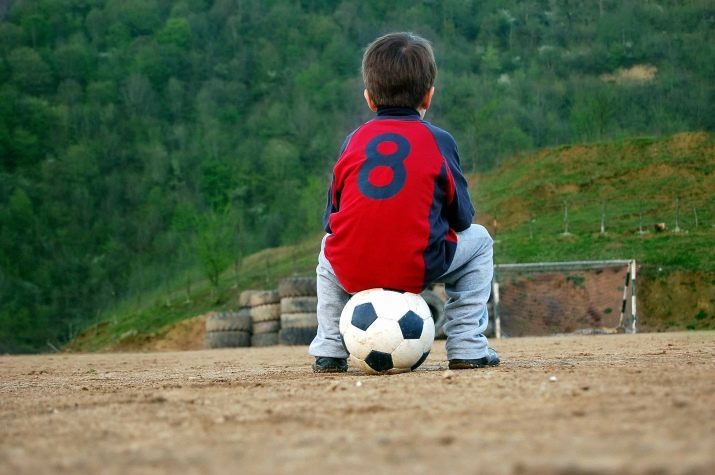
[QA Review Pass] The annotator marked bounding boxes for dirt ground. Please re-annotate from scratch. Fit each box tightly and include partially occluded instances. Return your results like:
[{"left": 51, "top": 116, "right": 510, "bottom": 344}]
[{"left": 1, "top": 332, "right": 713, "bottom": 475}]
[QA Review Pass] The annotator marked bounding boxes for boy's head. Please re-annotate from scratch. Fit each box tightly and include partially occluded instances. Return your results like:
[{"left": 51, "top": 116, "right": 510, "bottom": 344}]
[{"left": 361, "top": 32, "right": 437, "bottom": 112}]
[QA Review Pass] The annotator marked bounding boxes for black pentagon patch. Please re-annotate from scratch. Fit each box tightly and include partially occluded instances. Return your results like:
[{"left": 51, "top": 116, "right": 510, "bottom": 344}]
[
  {"left": 351, "top": 303, "right": 378, "bottom": 331},
  {"left": 364, "top": 350, "right": 393, "bottom": 372},
  {"left": 411, "top": 350, "right": 430, "bottom": 371},
  {"left": 398, "top": 310, "right": 424, "bottom": 339}
]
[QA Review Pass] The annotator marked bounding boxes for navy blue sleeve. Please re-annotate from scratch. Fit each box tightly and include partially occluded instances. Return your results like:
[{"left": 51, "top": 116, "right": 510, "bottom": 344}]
[
  {"left": 322, "top": 175, "right": 337, "bottom": 233},
  {"left": 425, "top": 124, "right": 475, "bottom": 232},
  {"left": 322, "top": 133, "right": 354, "bottom": 233}
]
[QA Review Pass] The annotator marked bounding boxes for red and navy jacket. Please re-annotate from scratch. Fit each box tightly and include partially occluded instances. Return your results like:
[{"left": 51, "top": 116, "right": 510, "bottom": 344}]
[{"left": 323, "top": 107, "right": 475, "bottom": 294}]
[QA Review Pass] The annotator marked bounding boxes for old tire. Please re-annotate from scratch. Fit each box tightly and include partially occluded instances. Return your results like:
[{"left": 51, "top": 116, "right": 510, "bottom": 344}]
[
  {"left": 250, "top": 303, "right": 280, "bottom": 322},
  {"left": 278, "top": 277, "right": 317, "bottom": 297},
  {"left": 421, "top": 290, "right": 446, "bottom": 339},
  {"left": 205, "top": 311, "right": 251, "bottom": 332},
  {"left": 280, "top": 296, "right": 318, "bottom": 314},
  {"left": 248, "top": 290, "right": 280, "bottom": 307},
  {"left": 279, "top": 327, "right": 317, "bottom": 345},
  {"left": 253, "top": 320, "right": 280, "bottom": 334},
  {"left": 238, "top": 290, "right": 258, "bottom": 308},
  {"left": 204, "top": 330, "right": 251, "bottom": 349},
  {"left": 251, "top": 332, "right": 279, "bottom": 347},
  {"left": 280, "top": 312, "right": 318, "bottom": 328}
]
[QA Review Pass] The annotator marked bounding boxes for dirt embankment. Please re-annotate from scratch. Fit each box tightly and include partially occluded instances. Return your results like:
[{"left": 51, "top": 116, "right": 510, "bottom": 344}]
[{"left": 494, "top": 268, "right": 714, "bottom": 338}]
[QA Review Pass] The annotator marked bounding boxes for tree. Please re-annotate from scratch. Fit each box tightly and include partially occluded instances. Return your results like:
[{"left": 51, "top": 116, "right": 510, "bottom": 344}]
[
  {"left": 7, "top": 47, "right": 53, "bottom": 94},
  {"left": 195, "top": 207, "right": 238, "bottom": 297},
  {"left": 156, "top": 18, "right": 192, "bottom": 49}
]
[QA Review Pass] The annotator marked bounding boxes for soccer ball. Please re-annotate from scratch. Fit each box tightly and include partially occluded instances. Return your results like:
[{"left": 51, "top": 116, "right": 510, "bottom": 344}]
[{"left": 339, "top": 288, "right": 435, "bottom": 374}]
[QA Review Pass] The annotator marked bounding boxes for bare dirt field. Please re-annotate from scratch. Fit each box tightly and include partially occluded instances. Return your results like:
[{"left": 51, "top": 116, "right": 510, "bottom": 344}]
[{"left": 1, "top": 332, "right": 713, "bottom": 475}]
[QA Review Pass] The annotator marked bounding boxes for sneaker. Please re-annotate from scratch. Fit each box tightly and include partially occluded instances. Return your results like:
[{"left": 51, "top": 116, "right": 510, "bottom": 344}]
[
  {"left": 449, "top": 348, "right": 500, "bottom": 369},
  {"left": 312, "top": 356, "right": 348, "bottom": 373}
]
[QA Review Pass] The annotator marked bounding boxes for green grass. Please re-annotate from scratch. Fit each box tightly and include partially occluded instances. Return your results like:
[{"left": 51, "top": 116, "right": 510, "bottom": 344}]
[
  {"left": 68, "top": 132, "right": 715, "bottom": 350},
  {"left": 67, "top": 237, "right": 322, "bottom": 352},
  {"left": 492, "top": 230, "right": 715, "bottom": 271},
  {"left": 475, "top": 132, "right": 715, "bottom": 270}
]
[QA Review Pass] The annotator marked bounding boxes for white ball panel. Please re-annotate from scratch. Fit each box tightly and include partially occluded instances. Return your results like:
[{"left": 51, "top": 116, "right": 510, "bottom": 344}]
[
  {"left": 406, "top": 292, "right": 432, "bottom": 320},
  {"left": 339, "top": 309, "right": 351, "bottom": 336},
  {"left": 355, "top": 288, "right": 385, "bottom": 304},
  {"left": 370, "top": 290, "right": 410, "bottom": 321},
  {"left": 391, "top": 339, "right": 425, "bottom": 369},
  {"left": 364, "top": 318, "right": 403, "bottom": 353},
  {"left": 420, "top": 317, "right": 436, "bottom": 351},
  {"left": 342, "top": 326, "right": 372, "bottom": 360}
]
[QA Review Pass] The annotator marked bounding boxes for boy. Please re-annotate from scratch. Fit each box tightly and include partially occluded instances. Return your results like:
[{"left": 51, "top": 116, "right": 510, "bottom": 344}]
[{"left": 309, "top": 32, "right": 499, "bottom": 373}]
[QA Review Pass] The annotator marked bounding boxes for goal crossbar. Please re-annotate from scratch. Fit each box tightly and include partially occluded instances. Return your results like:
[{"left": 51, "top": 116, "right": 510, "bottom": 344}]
[{"left": 495, "top": 259, "right": 631, "bottom": 272}]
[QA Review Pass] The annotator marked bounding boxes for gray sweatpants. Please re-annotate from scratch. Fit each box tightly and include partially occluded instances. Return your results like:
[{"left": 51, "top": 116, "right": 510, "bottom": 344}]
[{"left": 308, "top": 224, "right": 493, "bottom": 360}]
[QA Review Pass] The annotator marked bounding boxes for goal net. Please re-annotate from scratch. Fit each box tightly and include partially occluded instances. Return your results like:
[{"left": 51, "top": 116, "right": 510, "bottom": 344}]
[{"left": 490, "top": 260, "right": 637, "bottom": 338}]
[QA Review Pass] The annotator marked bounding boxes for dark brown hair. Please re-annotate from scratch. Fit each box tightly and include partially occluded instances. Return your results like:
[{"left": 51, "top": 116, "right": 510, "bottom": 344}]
[{"left": 361, "top": 32, "right": 437, "bottom": 109}]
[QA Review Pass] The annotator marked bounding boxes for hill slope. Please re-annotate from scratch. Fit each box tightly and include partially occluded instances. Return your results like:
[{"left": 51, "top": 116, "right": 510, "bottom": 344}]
[
  {"left": 67, "top": 132, "right": 715, "bottom": 351},
  {"left": 475, "top": 131, "right": 714, "bottom": 269}
]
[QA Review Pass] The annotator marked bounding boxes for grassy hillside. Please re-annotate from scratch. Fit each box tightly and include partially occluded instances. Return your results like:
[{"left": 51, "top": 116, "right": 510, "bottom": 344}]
[
  {"left": 67, "top": 132, "right": 714, "bottom": 351},
  {"left": 68, "top": 238, "right": 323, "bottom": 352},
  {"left": 475, "top": 131, "right": 714, "bottom": 269}
]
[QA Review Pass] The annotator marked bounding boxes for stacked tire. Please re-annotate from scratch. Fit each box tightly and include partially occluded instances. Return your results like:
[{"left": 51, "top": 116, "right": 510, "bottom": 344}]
[
  {"left": 278, "top": 277, "right": 318, "bottom": 345},
  {"left": 204, "top": 310, "right": 252, "bottom": 348},
  {"left": 249, "top": 290, "right": 281, "bottom": 347}
]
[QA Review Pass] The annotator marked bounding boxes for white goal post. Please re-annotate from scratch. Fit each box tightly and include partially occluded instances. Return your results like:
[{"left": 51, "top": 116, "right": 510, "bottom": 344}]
[{"left": 491, "top": 260, "right": 637, "bottom": 338}]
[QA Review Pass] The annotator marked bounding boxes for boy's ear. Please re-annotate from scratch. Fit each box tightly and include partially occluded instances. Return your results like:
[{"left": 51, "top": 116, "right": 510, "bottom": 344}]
[
  {"left": 420, "top": 87, "right": 435, "bottom": 110},
  {"left": 364, "top": 89, "right": 378, "bottom": 112}
]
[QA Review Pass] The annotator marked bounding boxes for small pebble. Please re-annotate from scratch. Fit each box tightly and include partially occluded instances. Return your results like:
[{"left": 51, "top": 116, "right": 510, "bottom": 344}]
[
  {"left": 548, "top": 376, "right": 558, "bottom": 382},
  {"left": 355, "top": 380, "right": 363, "bottom": 387},
  {"left": 438, "top": 435, "right": 456, "bottom": 445},
  {"left": 442, "top": 370, "right": 455, "bottom": 380}
]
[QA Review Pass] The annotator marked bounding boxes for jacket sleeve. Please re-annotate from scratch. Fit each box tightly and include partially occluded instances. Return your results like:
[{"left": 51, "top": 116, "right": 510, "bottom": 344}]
[
  {"left": 428, "top": 126, "right": 475, "bottom": 231},
  {"left": 322, "top": 174, "right": 338, "bottom": 233},
  {"left": 322, "top": 133, "right": 353, "bottom": 233}
]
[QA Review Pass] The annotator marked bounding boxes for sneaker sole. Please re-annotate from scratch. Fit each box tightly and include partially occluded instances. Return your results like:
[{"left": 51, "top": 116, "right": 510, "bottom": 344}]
[
  {"left": 448, "top": 361, "right": 500, "bottom": 370},
  {"left": 312, "top": 366, "right": 347, "bottom": 373}
]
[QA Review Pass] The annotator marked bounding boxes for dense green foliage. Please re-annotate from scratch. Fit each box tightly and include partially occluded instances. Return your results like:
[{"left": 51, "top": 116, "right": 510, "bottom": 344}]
[{"left": 1, "top": 0, "right": 713, "bottom": 352}]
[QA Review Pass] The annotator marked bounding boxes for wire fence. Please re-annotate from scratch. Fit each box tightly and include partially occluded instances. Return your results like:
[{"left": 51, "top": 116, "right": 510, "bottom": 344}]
[{"left": 487, "top": 196, "right": 715, "bottom": 237}]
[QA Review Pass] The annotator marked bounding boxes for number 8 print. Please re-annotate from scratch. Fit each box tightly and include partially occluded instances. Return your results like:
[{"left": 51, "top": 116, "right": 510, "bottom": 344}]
[{"left": 357, "top": 133, "right": 410, "bottom": 200}]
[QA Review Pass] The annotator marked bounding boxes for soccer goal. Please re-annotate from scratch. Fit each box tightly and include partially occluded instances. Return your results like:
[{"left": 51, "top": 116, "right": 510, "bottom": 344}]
[{"left": 491, "top": 260, "right": 637, "bottom": 338}]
